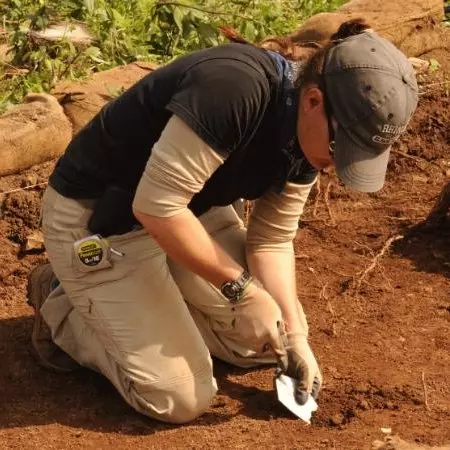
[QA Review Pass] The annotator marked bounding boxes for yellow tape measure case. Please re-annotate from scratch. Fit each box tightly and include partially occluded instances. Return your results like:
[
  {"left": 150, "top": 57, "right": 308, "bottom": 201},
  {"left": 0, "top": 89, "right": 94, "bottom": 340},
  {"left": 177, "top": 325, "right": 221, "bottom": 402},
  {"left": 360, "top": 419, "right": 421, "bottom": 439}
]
[{"left": 73, "top": 235, "right": 112, "bottom": 273}]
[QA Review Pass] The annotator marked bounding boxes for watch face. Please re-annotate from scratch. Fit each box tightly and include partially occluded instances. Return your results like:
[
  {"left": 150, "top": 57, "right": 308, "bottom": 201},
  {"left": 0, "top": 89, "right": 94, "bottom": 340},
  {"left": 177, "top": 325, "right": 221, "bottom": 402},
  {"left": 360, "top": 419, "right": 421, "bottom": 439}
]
[{"left": 221, "top": 281, "right": 240, "bottom": 301}]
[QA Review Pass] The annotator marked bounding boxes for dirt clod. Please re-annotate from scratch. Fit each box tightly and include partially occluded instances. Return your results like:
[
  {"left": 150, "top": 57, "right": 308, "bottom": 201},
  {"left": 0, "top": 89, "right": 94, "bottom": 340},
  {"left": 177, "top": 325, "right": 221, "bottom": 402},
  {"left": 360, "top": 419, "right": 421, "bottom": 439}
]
[
  {"left": 359, "top": 399, "right": 371, "bottom": 410},
  {"left": 329, "top": 413, "right": 346, "bottom": 426}
]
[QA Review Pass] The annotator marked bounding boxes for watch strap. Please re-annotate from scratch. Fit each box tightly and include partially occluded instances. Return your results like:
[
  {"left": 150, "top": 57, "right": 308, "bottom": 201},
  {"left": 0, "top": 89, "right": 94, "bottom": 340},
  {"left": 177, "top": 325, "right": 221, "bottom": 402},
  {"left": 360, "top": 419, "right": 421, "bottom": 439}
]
[
  {"left": 220, "top": 269, "right": 252, "bottom": 302},
  {"left": 236, "top": 269, "right": 252, "bottom": 291}
]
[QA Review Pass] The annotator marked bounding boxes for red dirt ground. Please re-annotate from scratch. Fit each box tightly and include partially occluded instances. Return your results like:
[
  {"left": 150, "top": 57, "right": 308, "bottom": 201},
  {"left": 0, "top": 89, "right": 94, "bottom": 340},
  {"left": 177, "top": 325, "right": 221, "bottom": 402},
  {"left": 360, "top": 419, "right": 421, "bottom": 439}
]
[{"left": 0, "top": 85, "right": 449, "bottom": 449}]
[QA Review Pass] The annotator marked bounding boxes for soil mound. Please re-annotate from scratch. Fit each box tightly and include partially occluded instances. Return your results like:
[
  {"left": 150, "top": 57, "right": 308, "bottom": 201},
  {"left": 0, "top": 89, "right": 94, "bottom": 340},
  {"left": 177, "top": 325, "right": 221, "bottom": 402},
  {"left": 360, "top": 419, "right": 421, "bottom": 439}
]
[{"left": 0, "top": 94, "right": 72, "bottom": 177}]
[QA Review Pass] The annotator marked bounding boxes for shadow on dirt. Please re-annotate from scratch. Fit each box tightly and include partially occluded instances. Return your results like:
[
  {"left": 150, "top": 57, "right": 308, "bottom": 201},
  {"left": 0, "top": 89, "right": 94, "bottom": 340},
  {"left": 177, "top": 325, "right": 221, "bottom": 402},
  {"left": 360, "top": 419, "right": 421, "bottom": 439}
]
[
  {"left": 395, "top": 218, "right": 450, "bottom": 279},
  {"left": 0, "top": 315, "right": 288, "bottom": 435},
  {"left": 212, "top": 361, "right": 294, "bottom": 421}
]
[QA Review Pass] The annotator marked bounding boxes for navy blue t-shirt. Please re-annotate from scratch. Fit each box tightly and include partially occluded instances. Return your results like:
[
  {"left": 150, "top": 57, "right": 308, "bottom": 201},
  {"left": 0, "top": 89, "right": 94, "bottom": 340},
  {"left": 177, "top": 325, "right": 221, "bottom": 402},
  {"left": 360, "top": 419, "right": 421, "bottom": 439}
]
[{"left": 50, "top": 43, "right": 316, "bottom": 222}]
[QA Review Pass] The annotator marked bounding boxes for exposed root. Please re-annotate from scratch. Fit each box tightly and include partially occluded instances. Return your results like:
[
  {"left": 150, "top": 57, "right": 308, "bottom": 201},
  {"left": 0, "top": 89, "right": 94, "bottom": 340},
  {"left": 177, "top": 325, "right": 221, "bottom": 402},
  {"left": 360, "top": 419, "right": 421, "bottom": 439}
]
[
  {"left": 0, "top": 181, "right": 48, "bottom": 196},
  {"left": 304, "top": 174, "right": 336, "bottom": 226},
  {"left": 319, "top": 282, "right": 338, "bottom": 337},
  {"left": 422, "top": 370, "right": 430, "bottom": 411},
  {"left": 353, "top": 235, "right": 403, "bottom": 291},
  {"left": 294, "top": 252, "right": 309, "bottom": 259},
  {"left": 312, "top": 173, "right": 321, "bottom": 218},
  {"left": 392, "top": 150, "right": 443, "bottom": 172},
  {"left": 324, "top": 180, "right": 336, "bottom": 226}
]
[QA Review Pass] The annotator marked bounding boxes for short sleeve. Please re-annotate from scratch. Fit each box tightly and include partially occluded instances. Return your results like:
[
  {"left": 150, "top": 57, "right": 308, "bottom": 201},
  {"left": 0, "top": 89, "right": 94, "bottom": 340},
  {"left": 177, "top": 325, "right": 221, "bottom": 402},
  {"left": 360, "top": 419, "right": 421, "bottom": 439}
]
[{"left": 167, "top": 58, "right": 270, "bottom": 156}]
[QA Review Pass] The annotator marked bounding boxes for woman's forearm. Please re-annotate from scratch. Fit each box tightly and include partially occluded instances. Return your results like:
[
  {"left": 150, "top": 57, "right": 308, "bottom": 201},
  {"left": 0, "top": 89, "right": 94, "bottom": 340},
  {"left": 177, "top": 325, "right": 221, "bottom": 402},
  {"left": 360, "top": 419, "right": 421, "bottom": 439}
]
[
  {"left": 246, "top": 248, "right": 306, "bottom": 334},
  {"left": 134, "top": 208, "right": 243, "bottom": 289}
]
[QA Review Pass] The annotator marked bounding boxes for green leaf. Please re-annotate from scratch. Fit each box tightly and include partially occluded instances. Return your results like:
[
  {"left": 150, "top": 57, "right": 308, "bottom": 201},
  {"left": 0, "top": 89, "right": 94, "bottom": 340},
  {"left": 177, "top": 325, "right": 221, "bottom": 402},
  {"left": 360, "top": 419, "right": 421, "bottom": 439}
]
[
  {"left": 111, "top": 8, "right": 124, "bottom": 24},
  {"left": 187, "top": 8, "right": 206, "bottom": 21},
  {"left": 84, "top": 0, "right": 95, "bottom": 14},
  {"left": 104, "top": 83, "right": 125, "bottom": 98},
  {"left": 429, "top": 58, "right": 440, "bottom": 73},
  {"left": 197, "top": 23, "right": 218, "bottom": 46},
  {"left": 83, "top": 46, "right": 106, "bottom": 63},
  {"left": 83, "top": 46, "right": 101, "bottom": 58},
  {"left": 68, "top": 41, "right": 76, "bottom": 55},
  {"left": 43, "top": 58, "right": 53, "bottom": 72},
  {"left": 173, "top": 7, "right": 184, "bottom": 31},
  {"left": 244, "top": 21, "right": 257, "bottom": 41}
]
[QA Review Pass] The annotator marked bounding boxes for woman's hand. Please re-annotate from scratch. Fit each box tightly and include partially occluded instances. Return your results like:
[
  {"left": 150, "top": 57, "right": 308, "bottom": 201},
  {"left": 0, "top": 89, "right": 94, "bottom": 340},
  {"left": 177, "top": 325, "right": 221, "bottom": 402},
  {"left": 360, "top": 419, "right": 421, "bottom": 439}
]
[{"left": 277, "top": 331, "right": 322, "bottom": 404}]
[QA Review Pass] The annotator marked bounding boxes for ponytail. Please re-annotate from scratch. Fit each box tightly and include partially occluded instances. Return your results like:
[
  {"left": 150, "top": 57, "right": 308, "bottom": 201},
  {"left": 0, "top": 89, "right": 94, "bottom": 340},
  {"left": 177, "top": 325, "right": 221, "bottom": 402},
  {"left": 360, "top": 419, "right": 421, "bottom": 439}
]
[
  {"left": 330, "top": 18, "right": 371, "bottom": 41},
  {"left": 218, "top": 26, "right": 249, "bottom": 45},
  {"left": 218, "top": 25, "right": 315, "bottom": 61}
]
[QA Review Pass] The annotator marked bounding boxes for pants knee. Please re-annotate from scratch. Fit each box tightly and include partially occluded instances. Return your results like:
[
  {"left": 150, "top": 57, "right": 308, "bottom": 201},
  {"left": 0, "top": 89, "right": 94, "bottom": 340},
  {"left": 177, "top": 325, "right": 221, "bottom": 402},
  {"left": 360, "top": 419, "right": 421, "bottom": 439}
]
[{"left": 129, "top": 372, "right": 217, "bottom": 424}]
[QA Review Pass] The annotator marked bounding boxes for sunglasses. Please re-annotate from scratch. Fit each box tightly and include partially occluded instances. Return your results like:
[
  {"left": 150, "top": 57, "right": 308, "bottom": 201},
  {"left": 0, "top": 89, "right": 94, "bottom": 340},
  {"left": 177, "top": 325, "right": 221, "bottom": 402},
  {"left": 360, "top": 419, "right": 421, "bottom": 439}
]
[
  {"left": 324, "top": 96, "right": 336, "bottom": 158},
  {"left": 321, "top": 55, "right": 337, "bottom": 158}
]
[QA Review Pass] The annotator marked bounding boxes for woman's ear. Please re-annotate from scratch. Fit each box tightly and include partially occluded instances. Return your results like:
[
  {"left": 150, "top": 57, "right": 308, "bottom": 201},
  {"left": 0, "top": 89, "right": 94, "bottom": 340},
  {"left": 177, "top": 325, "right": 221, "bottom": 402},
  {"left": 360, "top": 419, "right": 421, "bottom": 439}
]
[{"left": 300, "top": 86, "right": 325, "bottom": 113}]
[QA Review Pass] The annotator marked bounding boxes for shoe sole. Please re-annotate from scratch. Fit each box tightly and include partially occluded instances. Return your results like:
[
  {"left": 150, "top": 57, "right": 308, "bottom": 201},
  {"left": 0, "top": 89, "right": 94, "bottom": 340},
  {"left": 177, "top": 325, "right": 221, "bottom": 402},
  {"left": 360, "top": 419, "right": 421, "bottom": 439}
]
[{"left": 27, "top": 265, "right": 76, "bottom": 373}]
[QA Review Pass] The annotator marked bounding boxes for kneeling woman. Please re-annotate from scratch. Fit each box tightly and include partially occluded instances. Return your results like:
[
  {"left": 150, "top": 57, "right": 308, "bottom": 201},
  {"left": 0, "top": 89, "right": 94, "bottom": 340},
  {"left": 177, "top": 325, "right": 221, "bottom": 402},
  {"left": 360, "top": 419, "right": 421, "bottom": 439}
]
[{"left": 28, "top": 19, "right": 418, "bottom": 423}]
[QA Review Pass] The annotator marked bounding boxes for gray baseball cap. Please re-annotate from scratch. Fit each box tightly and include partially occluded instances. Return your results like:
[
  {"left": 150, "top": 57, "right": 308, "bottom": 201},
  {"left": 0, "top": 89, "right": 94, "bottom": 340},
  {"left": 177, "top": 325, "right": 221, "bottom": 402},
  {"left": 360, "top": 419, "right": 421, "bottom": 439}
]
[{"left": 324, "top": 31, "right": 418, "bottom": 192}]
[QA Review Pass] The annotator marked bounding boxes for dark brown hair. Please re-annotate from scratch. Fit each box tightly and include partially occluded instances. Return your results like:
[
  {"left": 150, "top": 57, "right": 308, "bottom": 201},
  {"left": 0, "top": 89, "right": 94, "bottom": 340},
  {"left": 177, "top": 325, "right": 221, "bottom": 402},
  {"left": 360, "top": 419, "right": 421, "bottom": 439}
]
[{"left": 219, "top": 25, "right": 319, "bottom": 61}]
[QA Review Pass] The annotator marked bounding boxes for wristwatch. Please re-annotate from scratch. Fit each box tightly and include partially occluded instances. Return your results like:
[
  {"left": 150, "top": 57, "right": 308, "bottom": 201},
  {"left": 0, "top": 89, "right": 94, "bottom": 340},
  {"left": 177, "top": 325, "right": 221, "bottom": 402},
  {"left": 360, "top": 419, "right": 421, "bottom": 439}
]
[{"left": 220, "top": 270, "right": 252, "bottom": 303}]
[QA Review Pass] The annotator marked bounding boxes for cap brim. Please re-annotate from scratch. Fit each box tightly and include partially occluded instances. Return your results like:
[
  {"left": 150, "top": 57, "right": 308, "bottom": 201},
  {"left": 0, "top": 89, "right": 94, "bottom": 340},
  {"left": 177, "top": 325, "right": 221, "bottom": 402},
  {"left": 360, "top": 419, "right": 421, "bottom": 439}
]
[{"left": 334, "top": 128, "right": 390, "bottom": 193}]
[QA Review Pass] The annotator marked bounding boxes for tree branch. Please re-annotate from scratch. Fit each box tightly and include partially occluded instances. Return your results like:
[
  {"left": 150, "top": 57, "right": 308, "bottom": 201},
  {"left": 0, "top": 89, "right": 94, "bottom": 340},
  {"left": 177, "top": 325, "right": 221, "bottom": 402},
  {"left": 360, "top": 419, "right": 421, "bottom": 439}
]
[{"left": 157, "top": 1, "right": 265, "bottom": 25}]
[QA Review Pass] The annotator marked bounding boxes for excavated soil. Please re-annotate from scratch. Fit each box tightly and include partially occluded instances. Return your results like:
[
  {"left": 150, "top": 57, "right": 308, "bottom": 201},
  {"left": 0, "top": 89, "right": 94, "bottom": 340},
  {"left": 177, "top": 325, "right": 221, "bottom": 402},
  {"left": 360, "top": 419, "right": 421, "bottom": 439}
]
[{"left": 0, "top": 84, "right": 449, "bottom": 449}]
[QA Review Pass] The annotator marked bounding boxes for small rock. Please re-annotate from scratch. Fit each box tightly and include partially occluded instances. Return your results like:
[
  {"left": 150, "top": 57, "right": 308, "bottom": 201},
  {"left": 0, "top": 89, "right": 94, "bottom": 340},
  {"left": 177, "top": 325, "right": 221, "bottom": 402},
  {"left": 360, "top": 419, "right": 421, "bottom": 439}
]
[
  {"left": 31, "top": 22, "right": 93, "bottom": 45},
  {"left": 355, "top": 382, "right": 370, "bottom": 393},
  {"left": 385, "top": 401, "right": 396, "bottom": 410},
  {"left": 423, "top": 286, "right": 433, "bottom": 294},
  {"left": 329, "top": 413, "right": 345, "bottom": 426},
  {"left": 411, "top": 175, "right": 428, "bottom": 183},
  {"left": 212, "top": 397, "right": 227, "bottom": 408},
  {"left": 21, "top": 173, "right": 38, "bottom": 188},
  {"left": 327, "top": 366, "right": 340, "bottom": 378},
  {"left": 22, "top": 230, "right": 45, "bottom": 253},
  {"left": 408, "top": 57, "right": 429, "bottom": 74},
  {"left": 359, "top": 399, "right": 371, "bottom": 410}
]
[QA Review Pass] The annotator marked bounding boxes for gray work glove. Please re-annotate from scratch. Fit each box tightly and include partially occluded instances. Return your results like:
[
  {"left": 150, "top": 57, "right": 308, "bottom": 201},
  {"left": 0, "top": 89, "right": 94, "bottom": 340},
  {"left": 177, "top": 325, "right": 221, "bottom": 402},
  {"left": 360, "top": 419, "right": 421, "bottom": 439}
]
[
  {"left": 235, "top": 279, "right": 285, "bottom": 357},
  {"left": 277, "top": 330, "right": 322, "bottom": 405}
]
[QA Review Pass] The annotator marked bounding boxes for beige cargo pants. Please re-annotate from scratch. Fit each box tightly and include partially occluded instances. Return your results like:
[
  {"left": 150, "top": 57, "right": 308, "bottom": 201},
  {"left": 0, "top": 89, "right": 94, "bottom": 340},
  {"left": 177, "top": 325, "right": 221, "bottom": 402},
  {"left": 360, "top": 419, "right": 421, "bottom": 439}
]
[{"left": 40, "top": 186, "right": 279, "bottom": 424}]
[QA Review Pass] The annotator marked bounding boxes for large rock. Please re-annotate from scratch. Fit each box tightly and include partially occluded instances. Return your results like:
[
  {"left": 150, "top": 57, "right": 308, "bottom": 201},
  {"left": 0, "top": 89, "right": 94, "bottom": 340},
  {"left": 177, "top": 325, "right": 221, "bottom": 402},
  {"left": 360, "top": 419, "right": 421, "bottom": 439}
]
[
  {"left": 338, "top": 0, "right": 447, "bottom": 58},
  {"left": 287, "top": 0, "right": 448, "bottom": 61},
  {"left": 0, "top": 93, "right": 72, "bottom": 176},
  {"left": 30, "top": 22, "right": 93, "bottom": 45},
  {"left": 52, "top": 62, "right": 156, "bottom": 134}
]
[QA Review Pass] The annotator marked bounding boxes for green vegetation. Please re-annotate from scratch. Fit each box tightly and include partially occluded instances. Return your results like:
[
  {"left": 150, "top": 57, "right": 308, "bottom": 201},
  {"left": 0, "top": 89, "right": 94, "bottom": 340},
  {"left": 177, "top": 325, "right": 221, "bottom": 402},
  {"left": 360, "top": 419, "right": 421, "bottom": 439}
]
[
  {"left": 0, "top": 0, "right": 346, "bottom": 110},
  {"left": 428, "top": 57, "right": 441, "bottom": 73}
]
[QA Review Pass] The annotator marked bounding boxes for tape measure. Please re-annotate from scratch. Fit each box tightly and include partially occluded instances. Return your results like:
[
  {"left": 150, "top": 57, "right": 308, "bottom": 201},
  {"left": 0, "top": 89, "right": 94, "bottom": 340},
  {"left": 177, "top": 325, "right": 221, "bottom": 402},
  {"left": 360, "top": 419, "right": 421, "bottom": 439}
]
[{"left": 73, "top": 235, "right": 112, "bottom": 273}]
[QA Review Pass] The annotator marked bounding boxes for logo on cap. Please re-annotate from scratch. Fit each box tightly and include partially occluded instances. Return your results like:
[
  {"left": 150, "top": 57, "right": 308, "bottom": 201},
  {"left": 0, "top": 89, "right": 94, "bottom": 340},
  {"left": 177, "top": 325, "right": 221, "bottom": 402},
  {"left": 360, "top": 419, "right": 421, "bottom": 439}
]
[{"left": 372, "top": 123, "right": 406, "bottom": 146}]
